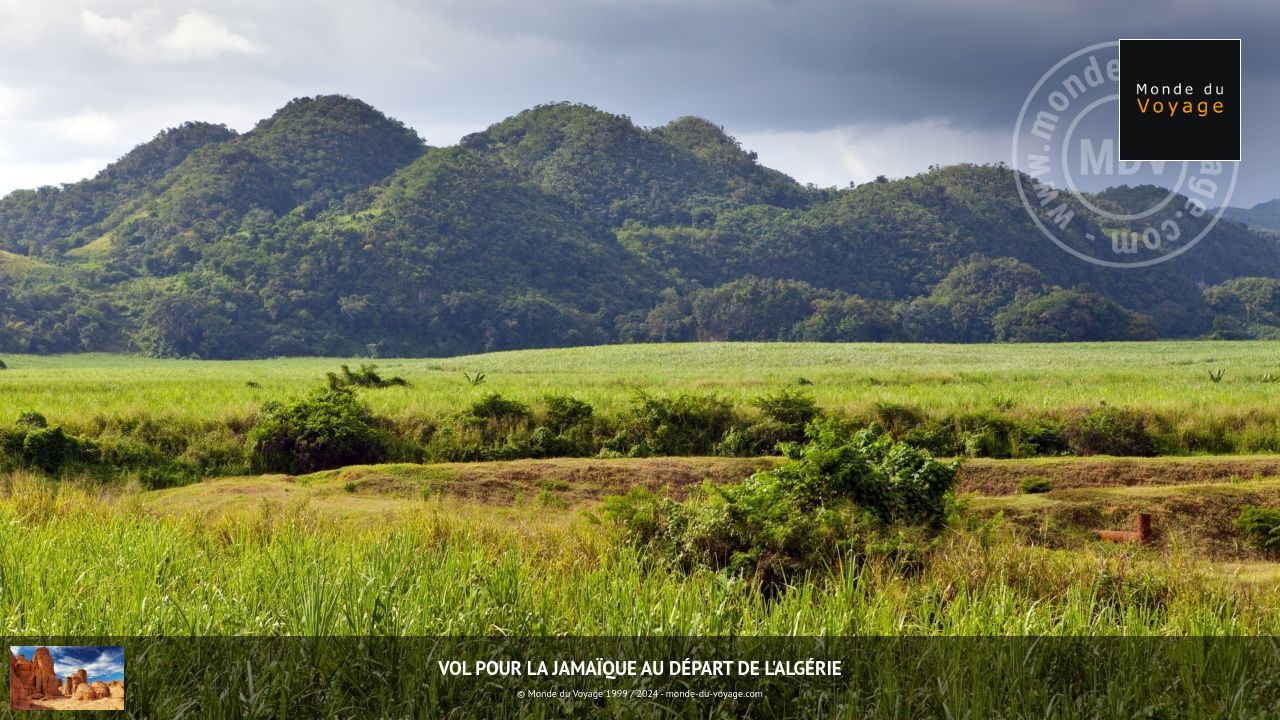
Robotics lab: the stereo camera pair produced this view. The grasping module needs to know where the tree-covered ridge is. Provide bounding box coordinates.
[1,96,1279,357]
[0,121,237,255]
[467,103,816,225]
[1222,198,1280,234]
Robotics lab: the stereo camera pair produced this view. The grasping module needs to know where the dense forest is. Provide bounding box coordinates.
[2,95,1280,357]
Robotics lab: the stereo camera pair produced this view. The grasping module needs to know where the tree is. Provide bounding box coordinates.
[994,288,1157,342]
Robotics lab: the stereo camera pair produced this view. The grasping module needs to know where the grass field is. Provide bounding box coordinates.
[3,343,1280,646]
[10,467,1280,717]
[3,341,1280,427]
[3,466,1279,638]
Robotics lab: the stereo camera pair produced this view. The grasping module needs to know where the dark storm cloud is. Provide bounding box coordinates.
[407,0,1280,130]
[0,0,1276,203]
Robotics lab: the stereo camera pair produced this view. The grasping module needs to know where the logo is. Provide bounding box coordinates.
[1119,39,1241,161]
[1012,41,1238,268]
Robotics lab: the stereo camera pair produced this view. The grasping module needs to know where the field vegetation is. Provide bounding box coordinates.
[5,342,1280,488]
[4,467,1279,638]
[2,343,1278,652]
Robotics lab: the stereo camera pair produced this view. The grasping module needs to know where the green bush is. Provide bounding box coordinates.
[900,421,960,456]
[1019,476,1053,494]
[952,411,1018,458]
[493,425,577,460]
[604,420,959,592]
[542,395,593,433]
[1234,506,1280,555]
[326,364,408,390]
[539,395,599,456]
[1017,418,1068,456]
[716,419,796,457]
[607,391,740,457]
[1,412,97,474]
[426,395,599,462]
[752,387,819,428]
[133,464,202,491]
[872,402,925,434]
[718,387,821,455]
[21,425,95,474]
[468,393,531,422]
[249,389,390,474]
[0,427,23,464]
[1065,406,1155,456]
[16,411,48,430]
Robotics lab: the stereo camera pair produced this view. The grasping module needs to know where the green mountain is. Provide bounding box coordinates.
[1222,199,1280,234]
[0,121,236,255]
[2,97,1279,357]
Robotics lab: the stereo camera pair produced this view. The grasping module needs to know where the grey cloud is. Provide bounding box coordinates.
[0,0,1275,203]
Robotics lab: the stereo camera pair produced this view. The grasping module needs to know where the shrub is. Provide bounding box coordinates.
[21,426,94,474]
[0,428,23,464]
[1234,506,1280,555]
[249,389,389,474]
[16,411,47,430]
[608,392,739,457]
[421,394,538,462]
[900,421,960,456]
[542,395,593,434]
[1064,406,1155,456]
[1017,418,1067,456]
[326,364,408,390]
[872,402,925,434]
[604,420,959,592]
[1019,476,1053,494]
[0,359,7,369]
[523,426,578,459]
[752,387,819,428]
[134,464,201,491]
[951,412,1018,458]
[718,387,822,455]
[716,420,796,457]
[428,401,557,463]
[22,426,67,472]
[2,412,96,475]
[468,393,531,422]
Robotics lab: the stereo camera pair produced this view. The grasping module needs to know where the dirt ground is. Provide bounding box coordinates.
[28,694,125,711]
[958,455,1280,495]
[145,454,1280,522]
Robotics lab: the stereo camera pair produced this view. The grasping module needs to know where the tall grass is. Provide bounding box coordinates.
[2,473,1276,638]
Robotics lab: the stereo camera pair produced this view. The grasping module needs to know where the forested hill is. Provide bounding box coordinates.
[2,95,1280,358]
[1223,199,1280,234]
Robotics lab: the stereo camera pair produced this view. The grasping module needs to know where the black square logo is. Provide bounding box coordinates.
[1119,39,1240,161]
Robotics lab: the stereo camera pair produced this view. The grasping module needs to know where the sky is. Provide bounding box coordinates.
[11,645,126,683]
[0,0,1277,206]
